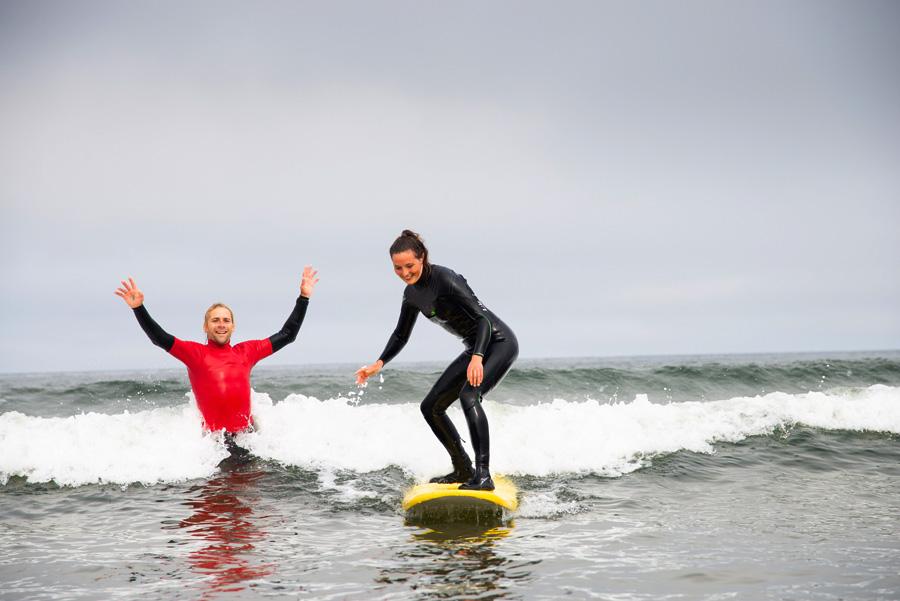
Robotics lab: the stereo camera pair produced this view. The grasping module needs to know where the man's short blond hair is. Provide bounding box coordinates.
[204,303,234,327]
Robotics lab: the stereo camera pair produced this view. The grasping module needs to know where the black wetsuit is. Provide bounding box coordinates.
[378,264,518,486]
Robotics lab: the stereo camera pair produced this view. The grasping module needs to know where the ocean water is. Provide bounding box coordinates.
[1,351,899,600]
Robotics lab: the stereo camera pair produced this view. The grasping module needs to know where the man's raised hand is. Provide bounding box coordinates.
[115,277,145,308]
[300,265,320,299]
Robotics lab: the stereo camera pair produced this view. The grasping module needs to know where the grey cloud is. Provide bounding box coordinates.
[1,1,898,372]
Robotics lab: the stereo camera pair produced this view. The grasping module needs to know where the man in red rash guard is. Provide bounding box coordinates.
[114,267,319,449]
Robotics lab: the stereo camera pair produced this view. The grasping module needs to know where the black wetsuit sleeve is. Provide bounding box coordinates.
[377,301,418,365]
[445,276,493,357]
[269,296,309,353]
[132,305,175,352]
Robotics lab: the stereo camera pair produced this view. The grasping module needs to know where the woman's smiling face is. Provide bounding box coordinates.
[392,250,424,285]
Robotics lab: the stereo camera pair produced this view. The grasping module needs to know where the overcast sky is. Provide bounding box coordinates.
[1,1,898,373]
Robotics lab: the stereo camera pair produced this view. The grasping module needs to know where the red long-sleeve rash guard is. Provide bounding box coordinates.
[169,338,272,432]
[131,296,308,434]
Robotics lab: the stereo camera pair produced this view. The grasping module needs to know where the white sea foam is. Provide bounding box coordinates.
[1,385,898,487]
[0,400,227,487]
[516,490,581,519]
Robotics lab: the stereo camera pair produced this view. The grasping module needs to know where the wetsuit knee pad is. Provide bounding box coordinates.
[419,401,433,419]
[458,387,481,411]
[420,396,448,419]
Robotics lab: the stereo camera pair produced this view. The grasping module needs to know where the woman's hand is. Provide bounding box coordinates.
[114,277,144,308]
[355,360,383,385]
[300,265,319,298]
[467,355,484,387]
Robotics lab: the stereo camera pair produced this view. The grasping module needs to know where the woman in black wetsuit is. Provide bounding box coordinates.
[356,230,518,491]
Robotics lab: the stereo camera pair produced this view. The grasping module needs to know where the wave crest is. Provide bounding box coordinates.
[1,385,897,487]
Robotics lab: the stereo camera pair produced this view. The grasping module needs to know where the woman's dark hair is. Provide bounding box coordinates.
[389,229,431,273]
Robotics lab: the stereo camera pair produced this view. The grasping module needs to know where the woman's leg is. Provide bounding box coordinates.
[457,335,519,490]
[420,351,473,483]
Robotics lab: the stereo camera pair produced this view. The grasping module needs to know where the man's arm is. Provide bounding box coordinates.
[269,296,309,353]
[269,265,318,353]
[115,277,175,351]
[133,305,176,351]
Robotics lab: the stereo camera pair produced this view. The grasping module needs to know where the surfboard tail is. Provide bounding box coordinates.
[402,475,519,527]
[404,496,512,527]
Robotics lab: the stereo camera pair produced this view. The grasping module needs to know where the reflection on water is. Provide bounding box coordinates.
[174,466,275,598]
[377,523,539,600]
[412,523,513,543]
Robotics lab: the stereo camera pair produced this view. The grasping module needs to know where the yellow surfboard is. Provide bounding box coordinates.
[402,475,518,524]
